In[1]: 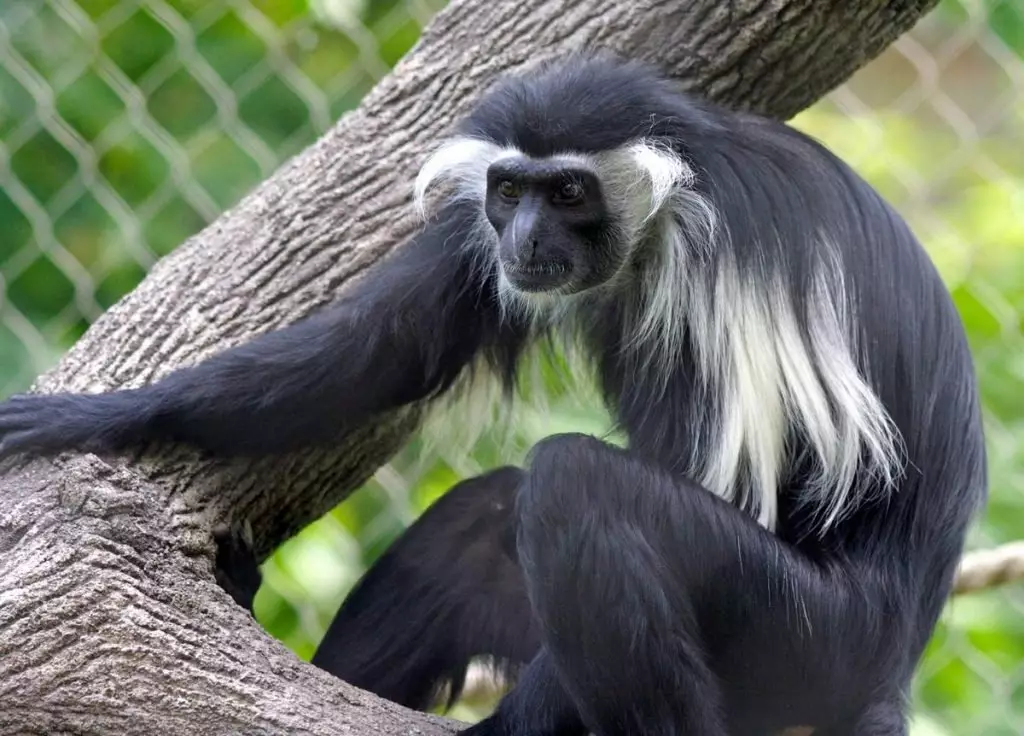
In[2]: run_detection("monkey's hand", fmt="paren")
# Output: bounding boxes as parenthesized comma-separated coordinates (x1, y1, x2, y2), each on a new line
(0, 390, 156, 460)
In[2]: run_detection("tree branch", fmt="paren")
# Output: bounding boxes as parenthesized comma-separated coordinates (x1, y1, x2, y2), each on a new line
(0, 0, 942, 733)
(954, 541, 1024, 595)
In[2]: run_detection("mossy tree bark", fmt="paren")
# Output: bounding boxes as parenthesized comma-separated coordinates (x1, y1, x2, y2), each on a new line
(0, 0, 940, 734)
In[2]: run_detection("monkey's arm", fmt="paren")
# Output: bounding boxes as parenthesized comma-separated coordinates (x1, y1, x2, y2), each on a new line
(0, 202, 510, 459)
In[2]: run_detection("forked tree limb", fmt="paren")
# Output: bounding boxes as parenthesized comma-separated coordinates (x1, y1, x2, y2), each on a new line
(0, 1, 947, 734)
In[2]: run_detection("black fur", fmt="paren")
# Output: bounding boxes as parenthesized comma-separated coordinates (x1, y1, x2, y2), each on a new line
(459, 57, 723, 157)
(0, 56, 987, 736)
(311, 466, 539, 711)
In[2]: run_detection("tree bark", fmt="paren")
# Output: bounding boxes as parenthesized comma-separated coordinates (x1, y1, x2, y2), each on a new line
(0, 0, 940, 733)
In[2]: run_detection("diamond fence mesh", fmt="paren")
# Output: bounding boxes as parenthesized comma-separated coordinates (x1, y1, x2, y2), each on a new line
(1, 0, 1022, 733)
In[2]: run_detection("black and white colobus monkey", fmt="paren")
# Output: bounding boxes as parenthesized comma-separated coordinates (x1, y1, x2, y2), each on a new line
(0, 56, 987, 735)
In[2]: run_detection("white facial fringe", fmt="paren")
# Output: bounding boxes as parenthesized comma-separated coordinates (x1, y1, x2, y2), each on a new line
(413, 134, 905, 532)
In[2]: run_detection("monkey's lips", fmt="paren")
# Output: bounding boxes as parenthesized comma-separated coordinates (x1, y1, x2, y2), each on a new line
(501, 259, 573, 292)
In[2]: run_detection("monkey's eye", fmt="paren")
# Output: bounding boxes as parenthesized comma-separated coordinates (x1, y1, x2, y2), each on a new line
(552, 180, 585, 205)
(496, 179, 522, 200)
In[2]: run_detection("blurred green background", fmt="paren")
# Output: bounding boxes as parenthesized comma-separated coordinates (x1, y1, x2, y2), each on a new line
(1, 0, 1022, 732)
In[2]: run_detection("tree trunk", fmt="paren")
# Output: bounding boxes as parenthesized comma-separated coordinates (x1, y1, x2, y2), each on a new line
(0, 0, 940, 733)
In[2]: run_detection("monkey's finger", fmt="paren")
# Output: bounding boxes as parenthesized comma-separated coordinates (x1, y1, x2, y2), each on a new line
(0, 398, 66, 429)
(0, 431, 50, 459)
(0, 395, 41, 413)
(0, 412, 37, 431)
(0, 394, 71, 414)
(0, 395, 105, 427)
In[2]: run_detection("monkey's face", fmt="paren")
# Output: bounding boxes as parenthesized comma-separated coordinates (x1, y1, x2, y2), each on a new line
(483, 156, 624, 294)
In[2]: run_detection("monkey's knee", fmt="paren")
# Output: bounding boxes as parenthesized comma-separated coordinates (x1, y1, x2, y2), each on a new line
(518, 433, 620, 518)
(526, 431, 613, 467)
(515, 434, 643, 612)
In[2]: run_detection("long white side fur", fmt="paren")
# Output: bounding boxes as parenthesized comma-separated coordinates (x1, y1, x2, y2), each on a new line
(414, 135, 904, 532)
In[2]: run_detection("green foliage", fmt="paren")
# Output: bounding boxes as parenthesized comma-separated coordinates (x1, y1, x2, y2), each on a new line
(1, 1, 1021, 732)
(938, 0, 1024, 57)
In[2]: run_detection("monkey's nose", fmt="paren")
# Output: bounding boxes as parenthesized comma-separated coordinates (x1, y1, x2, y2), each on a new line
(507, 235, 541, 266)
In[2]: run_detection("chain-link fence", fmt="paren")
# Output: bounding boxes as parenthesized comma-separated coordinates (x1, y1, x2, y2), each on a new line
(1, 0, 1022, 733)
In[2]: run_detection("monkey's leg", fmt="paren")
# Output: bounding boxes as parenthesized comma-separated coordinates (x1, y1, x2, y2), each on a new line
(312, 466, 542, 712)
(464, 433, 911, 736)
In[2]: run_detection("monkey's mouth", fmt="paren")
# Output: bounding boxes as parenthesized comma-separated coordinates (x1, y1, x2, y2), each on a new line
(501, 259, 573, 292)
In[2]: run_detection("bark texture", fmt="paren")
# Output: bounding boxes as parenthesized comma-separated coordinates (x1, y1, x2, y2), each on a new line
(0, 0, 940, 734)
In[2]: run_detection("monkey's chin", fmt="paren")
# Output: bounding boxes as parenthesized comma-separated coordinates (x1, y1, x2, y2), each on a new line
(501, 262, 574, 293)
